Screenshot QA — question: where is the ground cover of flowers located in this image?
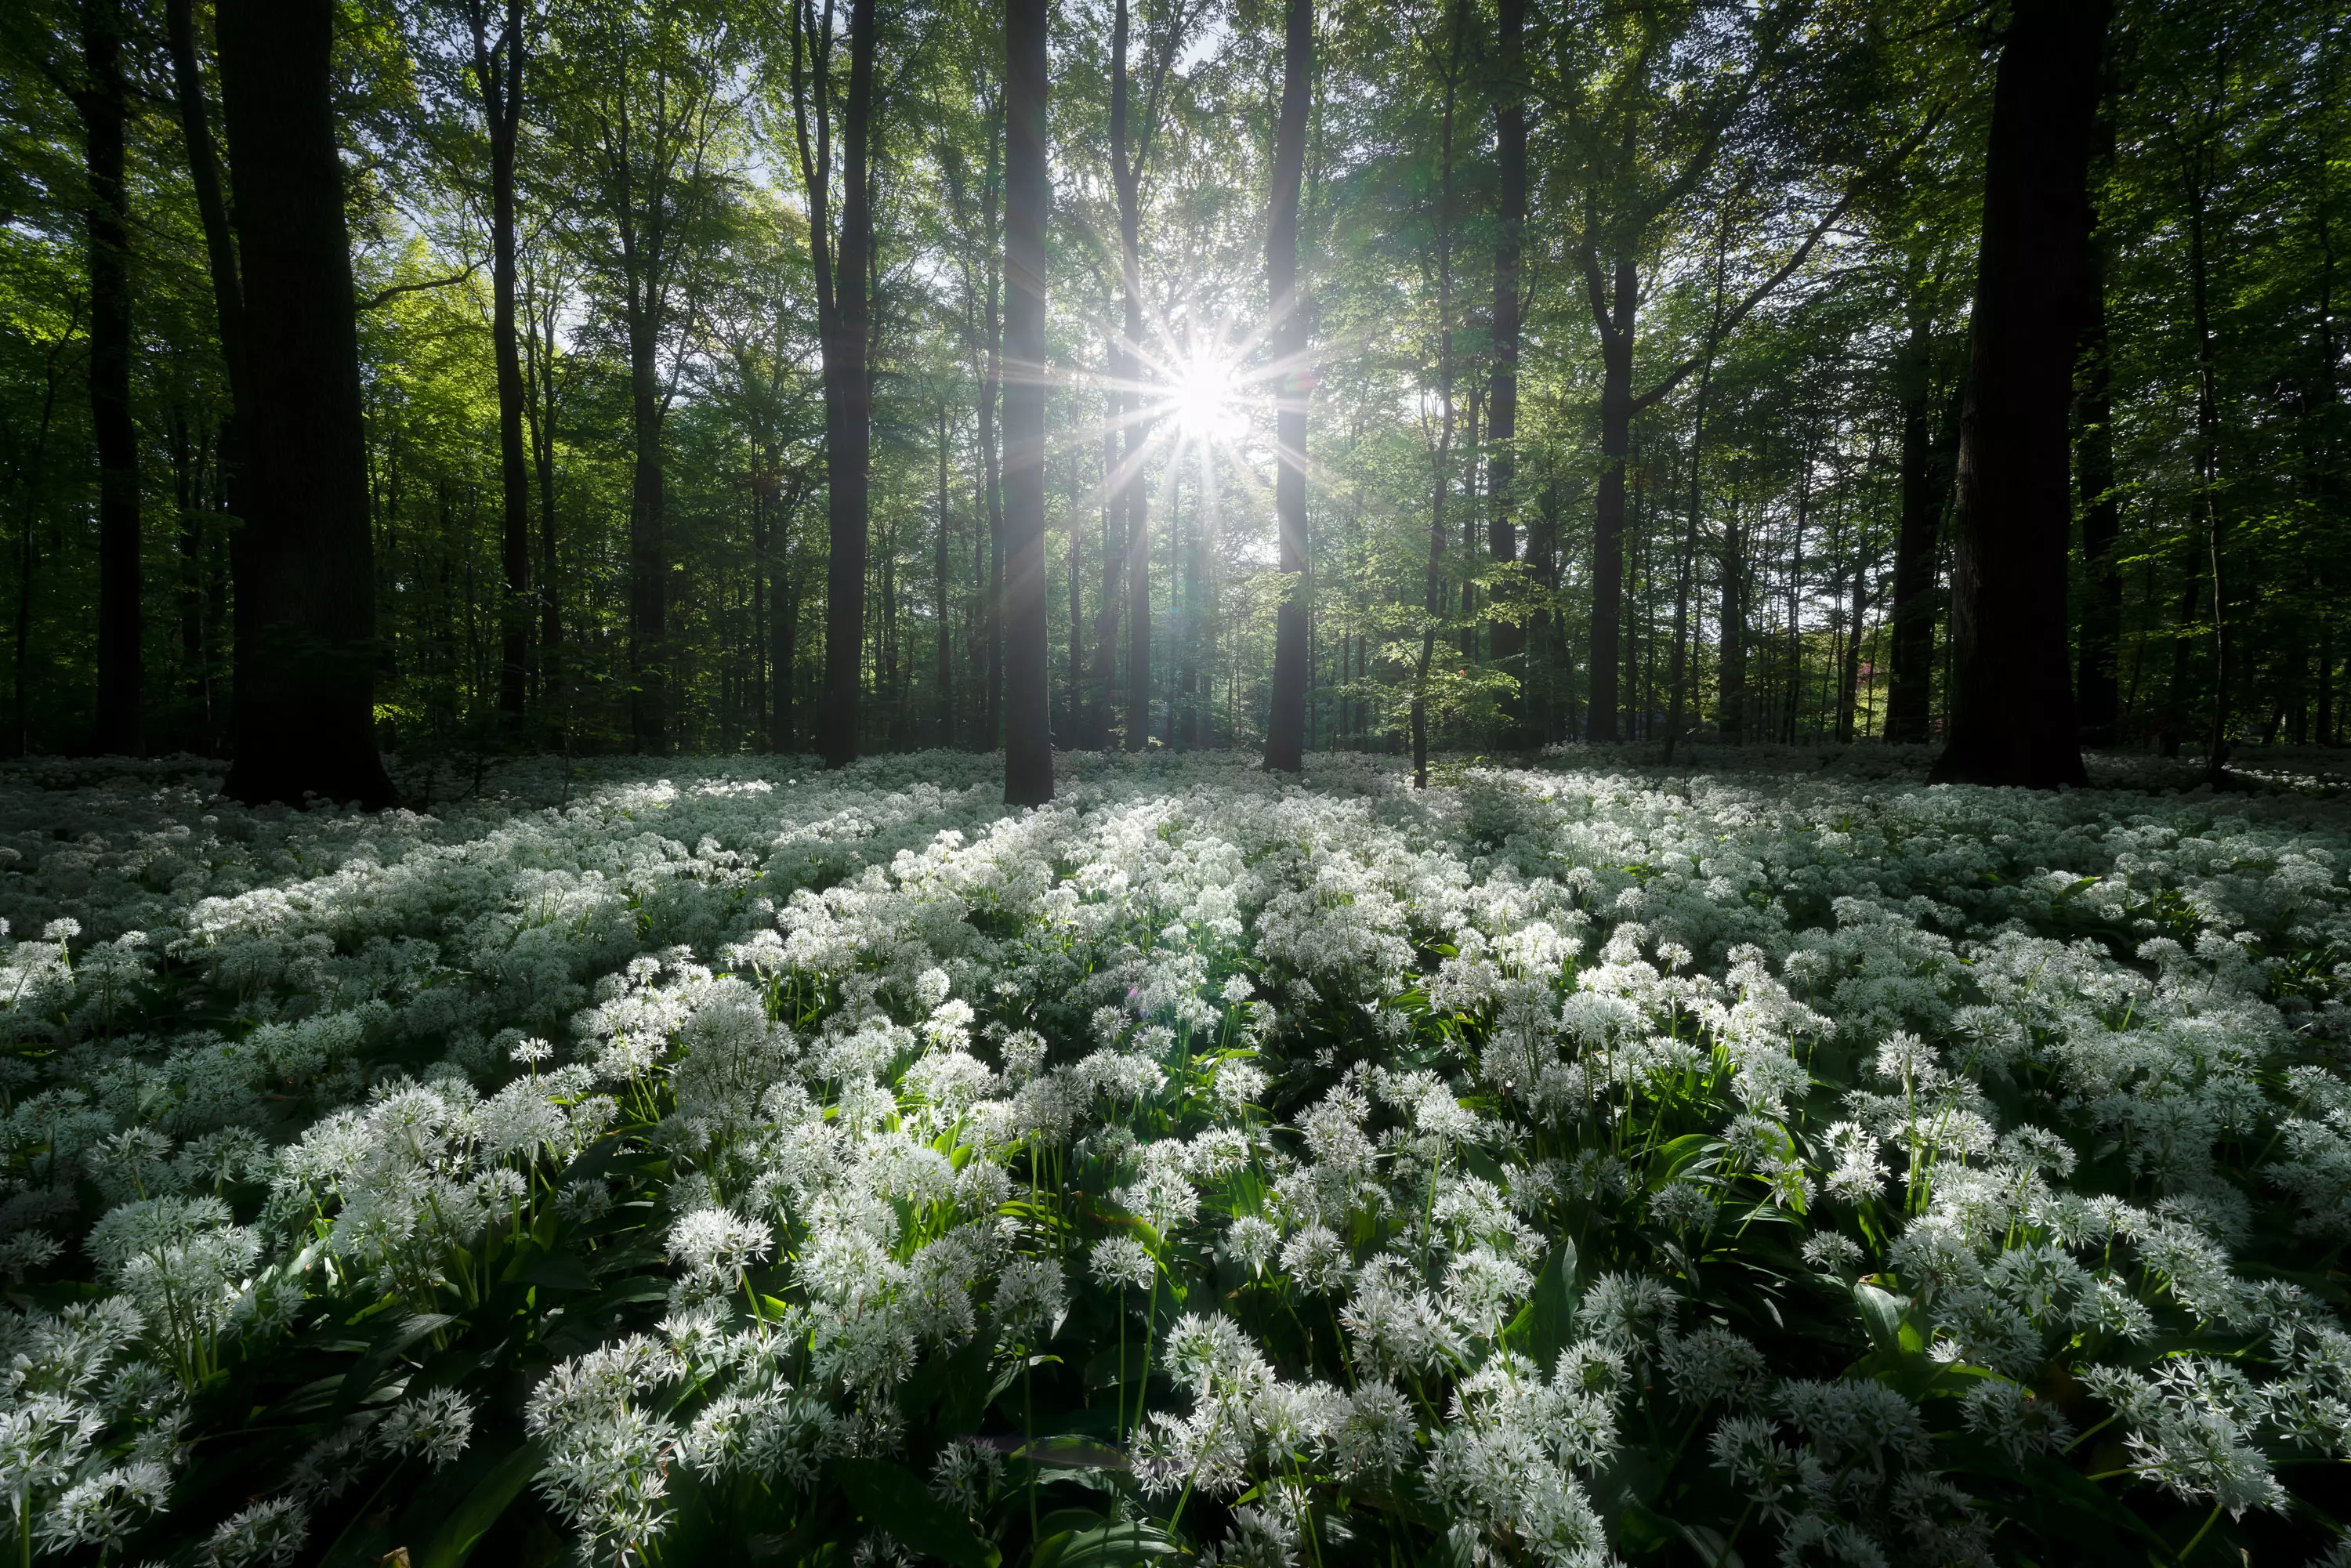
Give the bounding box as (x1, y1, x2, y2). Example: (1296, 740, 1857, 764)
(8, 746, 2351, 1568)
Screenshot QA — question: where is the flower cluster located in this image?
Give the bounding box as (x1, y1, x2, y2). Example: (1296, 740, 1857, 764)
(2, 748, 2348, 1563)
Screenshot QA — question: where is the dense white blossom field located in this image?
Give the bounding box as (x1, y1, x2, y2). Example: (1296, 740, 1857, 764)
(8, 746, 2351, 1568)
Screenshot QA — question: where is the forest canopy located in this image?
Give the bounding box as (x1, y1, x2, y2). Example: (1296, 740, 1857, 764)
(0, 0, 2339, 798)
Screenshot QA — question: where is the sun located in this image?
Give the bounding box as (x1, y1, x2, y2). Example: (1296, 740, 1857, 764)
(1164, 351, 1249, 440)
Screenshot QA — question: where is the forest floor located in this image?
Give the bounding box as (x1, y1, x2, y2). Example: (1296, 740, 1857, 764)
(6, 746, 2350, 1564)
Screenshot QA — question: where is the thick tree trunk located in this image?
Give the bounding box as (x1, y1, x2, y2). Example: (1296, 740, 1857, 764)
(1884, 305, 1940, 742)
(821, 0, 876, 769)
(1587, 260, 1635, 741)
(1001, 0, 1052, 806)
(468, 0, 531, 731)
(1262, 0, 1313, 772)
(216, 0, 393, 807)
(1929, 0, 2106, 788)
(82, 0, 140, 755)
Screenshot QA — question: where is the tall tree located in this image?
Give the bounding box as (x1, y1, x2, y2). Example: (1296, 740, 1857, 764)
(458, 0, 532, 730)
(1485, 0, 1527, 733)
(1110, 0, 1192, 750)
(78, 0, 139, 754)
(1000, 0, 1051, 806)
(1930, 0, 2106, 788)
(1882, 260, 1948, 744)
(548, 0, 730, 755)
(1262, 0, 1312, 772)
(216, 0, 393, 806)
(792, 0, 876, 769)
(1560, 8, 1866, 741)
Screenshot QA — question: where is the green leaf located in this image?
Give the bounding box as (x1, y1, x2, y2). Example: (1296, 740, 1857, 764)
(835, 1458, 998, 1568)
(1033, 1520, 1179, 1568)
(1506, 1239, 1579, 1372)
(411, 1438, 545, 1568)
(1853, 1281, 1907, 1357)
(1015, 1433, 1127, 1470)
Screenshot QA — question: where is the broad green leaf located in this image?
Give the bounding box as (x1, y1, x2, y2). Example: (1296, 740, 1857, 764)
(835, 1458, 998, 1568)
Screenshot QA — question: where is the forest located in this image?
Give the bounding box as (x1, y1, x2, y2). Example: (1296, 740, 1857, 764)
(6, 0, 2351, 1566)
(0, 0, 2338, 792)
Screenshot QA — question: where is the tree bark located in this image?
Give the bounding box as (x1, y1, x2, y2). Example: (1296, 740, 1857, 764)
(1262, 0, 1313, 773)
(1929, 0, 2106, 788)
(81, 0, 141, 755)
(820, 0, 876, 769)
(1001, 0, 1052, 806)
(465, 0, 531, 733)
(216, 0, 393, 807)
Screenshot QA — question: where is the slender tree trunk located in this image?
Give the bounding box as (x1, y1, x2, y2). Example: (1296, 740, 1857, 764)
(169, 412, 208, 722)
(1663, 366, 1711, 762)
(773, 480, 801, 751)
(465, 0, 531, 732)
(82, 0, 141, 755)
(1587, 259, 1635, 741)
(1930, 0, 2106, 788)
(2186, 156, 2230, 780)
(1458, 387, 1480, 659)
(1838, 532, 1867, 743)
(165, 0, 248, 465)
(524, 275, 562, 717)
(1718, 493, 1744, 742)
(1885, 303, 1940, 742)
(2073, 98, 2121, 749)
(936, 402, 955, 746)
(1110, 0, 1151, 752)
(1090, 422, 1120, 746)
(1067, 438, 1084, 737)
(216, 0, 393, 807)
(1179, 445, 1201, 748)
(1263, 0, 1313, 772)
(982, 112, 1005, 750)
(627, 317, 668, 751)
(821, 0, 876, 768)
(1485, 0, 1526, 735)
(1001, 0, 1052, 806)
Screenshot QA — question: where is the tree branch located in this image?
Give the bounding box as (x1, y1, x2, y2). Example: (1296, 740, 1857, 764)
(357, 260, 485, 312)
